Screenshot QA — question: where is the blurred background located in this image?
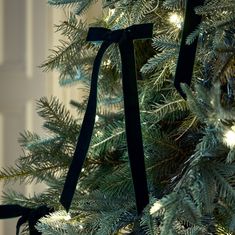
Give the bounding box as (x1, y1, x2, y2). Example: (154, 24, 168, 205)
(0, 0, 101, 233)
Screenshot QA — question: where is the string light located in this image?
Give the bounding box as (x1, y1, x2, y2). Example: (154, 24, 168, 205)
(103, 59, 111, 66)
(223, 126, 235, 148)
(109, 8, 115, 16)
(150, 201, 163, 214)
(104, 8, 116, 22)
(47, 211, 71, 222)
(64, 213, 71, 221)
(168, 12, 183, 29)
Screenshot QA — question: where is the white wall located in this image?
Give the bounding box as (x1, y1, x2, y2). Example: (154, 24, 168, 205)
(0, 0, 64, 234)
(0, 0, 102, 234)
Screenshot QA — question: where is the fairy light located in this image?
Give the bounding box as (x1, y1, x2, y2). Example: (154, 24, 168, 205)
(48, 211, 71, 222)
(109, 8, 115, 16)
(105, 8, 116, 22)
(103, 59, 111, 66)
(168, 12, 183, 29)
(223, 126, 235, 148)
(95, 115, 99, 122)
(150, 201, 163, 214)
(64, 213, 71, 221)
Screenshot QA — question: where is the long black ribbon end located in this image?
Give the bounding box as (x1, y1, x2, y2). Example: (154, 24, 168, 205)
(174, 0, 205, 98)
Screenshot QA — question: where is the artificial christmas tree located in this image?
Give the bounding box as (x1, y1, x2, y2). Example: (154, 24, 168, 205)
(0, 0, 235, 234)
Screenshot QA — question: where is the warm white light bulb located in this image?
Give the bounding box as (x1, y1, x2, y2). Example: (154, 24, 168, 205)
(109, 8, 115, 16)
(105, 8, 116, 22)
(64, 214, 71, 221)
(223, 128, 235, 148)
(150, 201, 163, 214)
(50, 212, 71, 221)
(169, 13, 182, 29)
(104, 59, 111, 66)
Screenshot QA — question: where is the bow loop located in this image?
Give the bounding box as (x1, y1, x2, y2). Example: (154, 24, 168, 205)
(86, 27, 111, 42)
(87, 27, 124, 43)
(86, 24, 153, 43)
(126, 24, 153, 40)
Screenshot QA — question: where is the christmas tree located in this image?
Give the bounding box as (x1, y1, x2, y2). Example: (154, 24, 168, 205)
(0, 0, 235, 234)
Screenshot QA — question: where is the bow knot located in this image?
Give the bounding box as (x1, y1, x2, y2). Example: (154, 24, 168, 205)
(86, 24, 153, 43)
(104, 29, 123, 42)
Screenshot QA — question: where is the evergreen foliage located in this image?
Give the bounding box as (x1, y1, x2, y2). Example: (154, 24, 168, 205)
(1, 0, 235, 234)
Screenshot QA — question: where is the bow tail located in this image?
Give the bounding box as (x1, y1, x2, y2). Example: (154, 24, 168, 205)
(60, 41, 112, 212)
(16, 216, 28, 235)
(174, 0, 204, 98)
(119, 36, 149, 215)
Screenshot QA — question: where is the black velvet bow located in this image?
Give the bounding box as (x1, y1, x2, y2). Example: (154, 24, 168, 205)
(0, 204, 53, 235)
(60, 23, 153, 215)
(174, 0, 205, 99)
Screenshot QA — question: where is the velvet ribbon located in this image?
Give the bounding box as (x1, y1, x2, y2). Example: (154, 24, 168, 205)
(60, 23, 153, 215)
(174, 0, 205, 99)
(0, 204, 53, 234)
